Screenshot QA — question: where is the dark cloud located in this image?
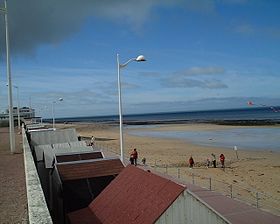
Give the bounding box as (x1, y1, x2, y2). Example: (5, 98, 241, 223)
(0, 0, 177, 56)
(0, 0, 229, 56)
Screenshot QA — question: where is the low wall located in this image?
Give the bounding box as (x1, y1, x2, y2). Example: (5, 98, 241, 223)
(22, 127, 53, 224)
(0, 119, 9, 127)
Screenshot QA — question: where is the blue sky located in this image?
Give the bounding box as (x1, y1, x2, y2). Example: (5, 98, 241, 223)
(0, 0, 280, 118)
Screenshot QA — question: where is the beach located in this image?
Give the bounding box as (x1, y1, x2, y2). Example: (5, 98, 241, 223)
(58, 122, 280, 214)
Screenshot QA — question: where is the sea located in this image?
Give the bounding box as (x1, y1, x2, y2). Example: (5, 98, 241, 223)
(56, 107, 280, 152)
(57, 107, 280, 124)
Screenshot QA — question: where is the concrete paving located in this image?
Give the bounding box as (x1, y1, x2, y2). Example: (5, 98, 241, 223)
(0, 127, 28, 223)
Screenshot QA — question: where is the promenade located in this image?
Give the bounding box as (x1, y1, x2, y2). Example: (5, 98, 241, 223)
(0, 127, 28, 223)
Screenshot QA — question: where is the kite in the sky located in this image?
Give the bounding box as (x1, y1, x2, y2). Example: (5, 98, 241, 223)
(247, 101, 280, 112)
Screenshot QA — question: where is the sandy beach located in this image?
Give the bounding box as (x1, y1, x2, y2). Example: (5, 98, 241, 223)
(57, 122, 280, 215)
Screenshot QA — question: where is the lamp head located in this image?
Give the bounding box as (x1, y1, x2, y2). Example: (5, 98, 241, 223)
(58, 98, 63, 102)
(135, 55, 146, 62)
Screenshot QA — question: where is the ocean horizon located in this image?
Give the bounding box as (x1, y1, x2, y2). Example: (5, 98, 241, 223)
(54, 107, 280, 124)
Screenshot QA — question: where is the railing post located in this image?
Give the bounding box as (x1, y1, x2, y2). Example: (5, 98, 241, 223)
(165, 165, 168, 174)
(256, 192, 259, 208)
(177, 168, 180, 179)
(209, 177, 212, 191)
(230, 184, 233, 198)
(192, 173, 195, 184)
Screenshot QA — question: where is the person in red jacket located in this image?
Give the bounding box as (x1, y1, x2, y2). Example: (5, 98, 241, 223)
(189, 156, 194, 168)
(220, 154, 225, 168)
(131, 148, 138, 166)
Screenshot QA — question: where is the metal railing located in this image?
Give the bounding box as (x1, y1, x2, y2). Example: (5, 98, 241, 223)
(152, 165, 280, 216)
(95, 141, 280, 216)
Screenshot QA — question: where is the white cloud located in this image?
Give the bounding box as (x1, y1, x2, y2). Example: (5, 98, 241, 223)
(177, 66, 225, 76)
(160, 66, 227, 89)
(161, 76, 228, 89)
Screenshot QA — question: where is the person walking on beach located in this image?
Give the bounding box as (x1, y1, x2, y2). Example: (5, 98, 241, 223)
(90, 136, 95, 147)
(189, 156, 194, 168)
(220, 154, 225, 168)
(211, 153, 216, 168)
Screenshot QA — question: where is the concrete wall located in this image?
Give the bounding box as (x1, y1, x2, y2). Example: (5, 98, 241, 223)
(22, 127, 53, 224)
(156, 190, 230, 224)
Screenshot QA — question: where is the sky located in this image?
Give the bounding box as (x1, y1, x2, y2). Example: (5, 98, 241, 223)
(0, 0, 280, 118)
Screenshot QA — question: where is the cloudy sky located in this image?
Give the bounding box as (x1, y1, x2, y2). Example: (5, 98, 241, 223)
(0, 0, 279, 118)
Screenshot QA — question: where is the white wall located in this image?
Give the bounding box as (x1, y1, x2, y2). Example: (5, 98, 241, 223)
(155, 190, 230, 224)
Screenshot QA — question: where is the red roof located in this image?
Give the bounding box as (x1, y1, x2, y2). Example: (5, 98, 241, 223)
(68, 165, 185, 224)
(57, 158, 124, 181)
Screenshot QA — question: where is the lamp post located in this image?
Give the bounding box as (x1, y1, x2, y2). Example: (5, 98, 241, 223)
(14, 86, 20, 129)
(6, 84, 20, 130)
(52, 98, 63, 129)
(38, 106, 47, 124)
(1, 0, 16, 153)
(117, 54, 146, 163)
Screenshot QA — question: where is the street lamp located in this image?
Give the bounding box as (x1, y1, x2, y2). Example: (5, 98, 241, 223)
(1, 0, 16, 153)
(38, 106, 47, 124)
(117, 54, 146, 163)
(52, 98, 63, 129)
(14, 86, 20, 129)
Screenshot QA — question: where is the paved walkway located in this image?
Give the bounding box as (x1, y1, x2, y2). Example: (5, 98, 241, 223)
(0, 127, 28, 223)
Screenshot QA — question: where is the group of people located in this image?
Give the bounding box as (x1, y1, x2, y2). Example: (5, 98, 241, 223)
(189, 153, 225, 169)
(129, 148, 147, 166)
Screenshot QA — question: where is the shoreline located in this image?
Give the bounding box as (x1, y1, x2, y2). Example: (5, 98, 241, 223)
(56, 119, 280, 126)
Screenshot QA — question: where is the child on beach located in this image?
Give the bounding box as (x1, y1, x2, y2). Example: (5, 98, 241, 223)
(129, 153, 134, 165)
(206, 158, 210, 168)
(142, 157, 146, 165)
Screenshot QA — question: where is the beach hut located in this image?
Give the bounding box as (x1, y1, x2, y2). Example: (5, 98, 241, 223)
(67, 165, 234, 224)
(30, 128, 78, 147)
(50, 157, 124, 224)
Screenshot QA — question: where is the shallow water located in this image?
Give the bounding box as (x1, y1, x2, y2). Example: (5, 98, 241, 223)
(130, 127, 280, 151)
